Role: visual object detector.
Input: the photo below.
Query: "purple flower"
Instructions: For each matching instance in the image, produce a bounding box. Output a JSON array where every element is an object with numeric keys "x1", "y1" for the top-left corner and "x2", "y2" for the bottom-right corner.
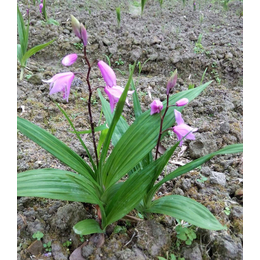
[
  {"x1": 166, "y1": 69, "x2": 177, "y2": 95},
  {"x1": 42, "y1": 72, "x2": 75, "y2": 102},
  {"x1": 98, "y1": 61, "x2": 134, "y2": 113},
  {"x1": 176, "y1": 98, "x2": 189, "y2": 107},
  {"x1": 39, "y1": 3, "x2": 43, "y2": 13},
  {"x1": 61, "y1": 54, "x2": 78, "y2": 66},
  {"x1": 104, "y1": 86, "x2": 134, "y2": 113},
  {"x1": 98, "y1": 60, "x2": 117, "y2": 87},
  {"x1": 150, "y1": 100, "x2": 163, "y2": 115},
  {"x1": 173, "y1": 109, "x2": 197, "y2": 146}
]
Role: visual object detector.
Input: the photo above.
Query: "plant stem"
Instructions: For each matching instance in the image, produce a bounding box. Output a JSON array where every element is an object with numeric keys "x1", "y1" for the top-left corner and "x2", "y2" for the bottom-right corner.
[
  {"x1": 83, "y1": 46, "x2": 99, "y2": 167},
  {"x1": 20, "y1": 67, "x2": 24, "y2": 81},
  {"x1": 155, "y1": 94, "x2": 170, "y2": 160}
]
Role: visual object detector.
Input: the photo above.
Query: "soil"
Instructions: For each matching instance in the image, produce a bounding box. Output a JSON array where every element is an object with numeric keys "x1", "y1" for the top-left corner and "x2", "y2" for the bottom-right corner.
[{"x1": 17, "y1": 0, "x2": 243, "y2": 259}]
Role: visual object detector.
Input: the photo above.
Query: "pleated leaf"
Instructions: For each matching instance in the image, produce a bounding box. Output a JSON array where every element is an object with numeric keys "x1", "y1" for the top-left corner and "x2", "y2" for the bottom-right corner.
[
  {"x1": 17, "y1": 117, "x2": 95, "y2": 181},
  {"x1": 103, "y1": 143, "x2": 178, "y2": 228},
  {"x1": 103, "y1": 81, "x2": 212, "y2": 188},
  {"x1": 73, "y1": 219, "x2": 104, "y2": 235},
  {"x1": 145, "y1": 195, "x2": 226, "y2": 230},
  {"x1": 146, "y1": 143, "x2": 243, "y2": 203},
  {"x1": 17, "y1": 169, "x2": 101, "y2": 205}
]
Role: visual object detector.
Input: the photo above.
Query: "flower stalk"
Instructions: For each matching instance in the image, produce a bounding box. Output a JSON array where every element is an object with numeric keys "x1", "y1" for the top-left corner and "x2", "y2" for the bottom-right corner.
[
  {"x1": 155, "y1": 93, "x2": 170, "y2": 160},
  {"x1": 83, "y1": 46, "x2": 98, "y2": 166}
]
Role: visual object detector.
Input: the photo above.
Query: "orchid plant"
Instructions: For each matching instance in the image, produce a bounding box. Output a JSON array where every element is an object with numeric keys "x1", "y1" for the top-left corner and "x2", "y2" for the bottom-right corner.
[
  {"x1": 17, "y1": 5, "x2": 55, "y2": 80},
  {"x1": 17, "y1": 15, "x2": 243, "y2": 240}
]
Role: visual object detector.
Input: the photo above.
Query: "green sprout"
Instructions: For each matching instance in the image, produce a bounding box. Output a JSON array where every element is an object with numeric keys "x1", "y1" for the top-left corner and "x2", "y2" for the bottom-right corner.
[
  {"x1": 43, "y1": 241, "x2": 52, "y2": 252},
  {"x1": 116, "y1": 7, "x2": 121, "y2": 28},
  {"x1": 32, "y1": 231, "x2": 44, "y2": 240}
]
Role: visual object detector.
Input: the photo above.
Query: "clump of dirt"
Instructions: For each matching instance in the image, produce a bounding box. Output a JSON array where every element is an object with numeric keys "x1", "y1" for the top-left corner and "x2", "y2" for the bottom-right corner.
[{"x1": 17, "y1": 0, "x2": 243, "y2": 259}]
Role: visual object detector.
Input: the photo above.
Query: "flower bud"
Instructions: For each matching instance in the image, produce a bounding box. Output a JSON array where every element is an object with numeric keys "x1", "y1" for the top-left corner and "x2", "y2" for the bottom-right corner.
[
  {"x1": 80, "y1": 23, "x2": 88, "y2": 46},
  {"x1": 176, "y1": 98, "x2": 189, "y2": 107},
  {"x1": 71, "y1": 15, "x2": 81, "y2": 39},
  {"x1": 98, "y1": 60, "x2": 117, "y2": 87},
  {"x1": 39, "y1": 3, "x2": 43, "y2": 13},
  {"x1": 150, "y1": 100, "x2": 163, "y2": 115},
  {"x1": 166, "y1": 69, "x2": 178, "y2": 95},
  {"x1": 62, "y1": 54, "x2": 78, "y2": 66}
]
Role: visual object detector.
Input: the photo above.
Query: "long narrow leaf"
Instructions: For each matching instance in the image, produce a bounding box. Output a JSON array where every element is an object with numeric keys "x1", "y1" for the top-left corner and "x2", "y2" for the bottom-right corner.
[
  {"x1": 145, "y1": 195, "x2": 226, "y2": 230},
  {"x1": 98, "y1": 89, "x2": 129, "y2": 146},
  {"x1": 103, "y1": 81, "x2": 212, "y2": 188},
  {"x1": 17, "y1": 169, "x2": 101, "y2": 204},
  {"x1": 56, "y1": 103, "x2": 97, "y2": 172},
  {"x1": 21, "y1": 39, "x2": 56, "y2": 66},
  {"x1": 17, "y1": 117, "x2": 95, "y2": 181},
  {"x1": 98, "y1": 64, "x2": 135, "y2": 184},
  {"x1": 17, "y1": 5, "x2": 27, "y2": 56},
  {"x1": 71, "y1": 124, "x2": 108, "y2": 134},
  {"x1": 104, "y1": 143, "x2": 178, "y2": 227},
  {"x1": 146, "y1": 144, "x2": 243, "y2": 203}
]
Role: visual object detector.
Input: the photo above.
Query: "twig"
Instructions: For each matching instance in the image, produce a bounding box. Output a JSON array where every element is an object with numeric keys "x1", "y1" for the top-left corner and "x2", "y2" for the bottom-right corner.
[{"x1": 124, "y1": 232, "x2": 136, "y2": 247}]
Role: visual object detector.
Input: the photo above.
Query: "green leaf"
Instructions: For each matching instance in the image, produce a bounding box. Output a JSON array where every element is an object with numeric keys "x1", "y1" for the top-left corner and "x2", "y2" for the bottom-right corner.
[
  {"x1": 147, "y1": 144, "x2": 243, "y2": 201},
  {"x1": 17, "y1": 117, "x2": 95, "y2": 181},
  {"x1": 17, "y1": 5, "x2": 29, "y2": 56},
  {"x1": 98, "y1": 64, "x2": 135, "y2": 184},
  {"x1": 104, "y1": 143, "x2": 177, "y2": 228},
  {"x1": 73, "y1": 219, "x2": 104, "y2": 235},
  {"x1": 56, "y1": 103, "x2": 96, "y2": 172},
  {"x1": 98, "y1": 90, "x2": 129, "y2": 147},
  {"x1": 17, "y1": 169, "x2": 101, "y2": 204},
  {"x1": 177, "y1": 232, "x2": 187, "y2": 241},
  {"x1": 21, "y1": 39, "x2": 56, "y2": 66},
  {"x1": 71, "y1": 123, "x2": 108, "y2": 134},
  {"x1": 97, "y1": 128, "x2": 109, "y2": 158},
  {"x1": 103, "y1": 81, "x2": 212, "y2": 189},
  {"x1": 17, "y1": 44, "x2": 23, "y2": 64},
  {"x1": 47, "y1": 18, "x2": 60, "y2": 26},
  {"x1": 145, "y1": 195, "x2": 226, "y2": 230},
  {"x1": 141, "y1": 0, "x2": 148, "y2": 14}
]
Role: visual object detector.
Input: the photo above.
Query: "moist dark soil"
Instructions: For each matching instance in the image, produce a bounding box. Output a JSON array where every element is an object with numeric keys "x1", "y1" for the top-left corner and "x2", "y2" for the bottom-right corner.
[{"x1": 17, "y1": 0, "x2": 243, "y2": 259}]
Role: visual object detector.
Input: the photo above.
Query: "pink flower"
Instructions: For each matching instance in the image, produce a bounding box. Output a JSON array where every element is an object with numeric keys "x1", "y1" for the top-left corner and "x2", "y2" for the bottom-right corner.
[
  {"x1": 39, "y1": 3, "x2": 43, "y2": 13},
  {"x1": 150, "y1": 100, "x2": 163, "y2": 115},
  {"x1": 173, "y1": 109, "x2": 197, "y2": 146},
  {"x1": 176, "y1": 98, "x2": 189, "y2": 107},
  {"x1": 104, "y1": 86, "x2": 134, "y2": 113},
  {"x1": 98, "y1": 60, "x2": 117, "y2": 87},
  {"x1": 98, "y1": 61, "x2": 134, "y2": 113},
  {"x1": 166, "y1": 69, "x2": 178, "y2": 95},
  {"x1": 61, "y1": 54, "x2": 78, "y2": 66},
  {"x1": 42, "y1": 72, "x2": 75, "y2": 102}
]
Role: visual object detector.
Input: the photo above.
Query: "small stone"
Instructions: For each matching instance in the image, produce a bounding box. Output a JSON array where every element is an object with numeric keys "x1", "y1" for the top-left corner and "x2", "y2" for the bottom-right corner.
[
  {"x1": 28, "y1": 74, "x2": 43, "y2": 85},
  {"x1": 182, "y1": 243, "x2": 202, "y2": 260},
  {"x1": 27, "y1": 240, "x2": 43, "y2": 256},
  {"x1": 219, "y1": 121, "x2": 230, "y2": 134},
  {"x1": 130, "y1": 48, "x2": 142, "y2": 62},
  {"x1": 82, "y1": 244, "x2": 94, "y2": 258},
  {"x1": 51, "y1": 241, "x2": 69, "y2": 260},
  {"x1": 210, "y1": 171, "x2": 226, "y2": 186},
  {"x1": 230, "y1": 205, "x2": 243, "y2": 219},
  {"x1": 151, "y1": 36, "x2": 161, "y2": 44},
  {"x1": 235, "y1": 188, "x2": 243, "y2": 197},
  {"x1": 102, "y1": 38, "x2": 111, "y2": 46}
]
